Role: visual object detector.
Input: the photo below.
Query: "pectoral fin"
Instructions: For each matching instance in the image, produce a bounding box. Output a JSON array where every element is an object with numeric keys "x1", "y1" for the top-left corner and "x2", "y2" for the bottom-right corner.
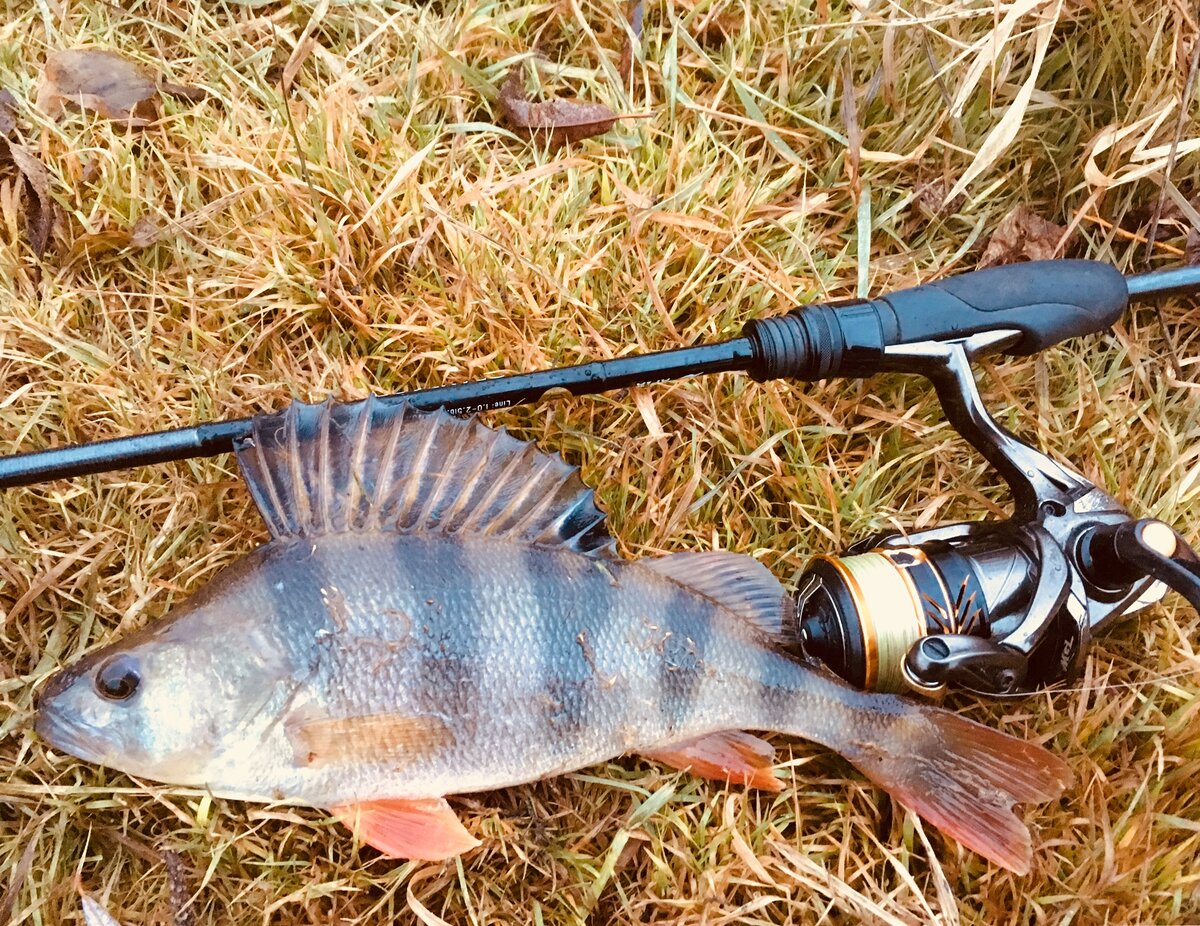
[
  {"x1": 643, "y1": 730, "x2": 783, "y2": 792},
  {"x1": 331, "y1": 798, "x2": 480, "y2": 860},
  {"x1": 286, "y1": 710, "x2": 454, "y2": 770}
]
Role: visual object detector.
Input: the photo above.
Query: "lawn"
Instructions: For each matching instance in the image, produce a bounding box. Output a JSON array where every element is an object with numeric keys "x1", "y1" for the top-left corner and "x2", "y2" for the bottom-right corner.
[{"x1": 0, "y1": 0, "x2": 1198, "y2": 923}]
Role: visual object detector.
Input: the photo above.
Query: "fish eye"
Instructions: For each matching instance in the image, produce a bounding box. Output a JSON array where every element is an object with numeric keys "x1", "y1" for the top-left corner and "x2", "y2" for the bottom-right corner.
[{"x1": 94, "y1": 655, "x2": 141, "y2": 702}]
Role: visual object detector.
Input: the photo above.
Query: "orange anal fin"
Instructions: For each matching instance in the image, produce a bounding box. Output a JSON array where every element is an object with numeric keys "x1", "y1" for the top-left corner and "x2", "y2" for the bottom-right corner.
[
  {"x1": 644, "y1": 730, "x2": 783, "y2": 792},
  {"x1": 330, "y1": 798, "x2": 480, "y2": 861}
]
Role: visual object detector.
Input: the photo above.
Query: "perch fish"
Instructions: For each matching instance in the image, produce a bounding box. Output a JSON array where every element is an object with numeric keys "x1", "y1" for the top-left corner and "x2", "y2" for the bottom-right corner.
[{"x1": 37, "y1": 398, "x2": 1070, "y2": 873}]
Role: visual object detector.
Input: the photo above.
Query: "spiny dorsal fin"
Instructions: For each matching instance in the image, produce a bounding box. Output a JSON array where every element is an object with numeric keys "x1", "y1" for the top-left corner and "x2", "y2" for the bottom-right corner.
[
  {"x1": 233, "y1": 397, "x2": 614, "y2": 556},
  {"x1": 645, "y1": 551, "x2": 791, "y2": 637}
]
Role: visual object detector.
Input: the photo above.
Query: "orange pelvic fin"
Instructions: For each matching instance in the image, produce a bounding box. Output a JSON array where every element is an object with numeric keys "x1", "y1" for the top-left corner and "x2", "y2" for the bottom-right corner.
[
  {"x1": 643, "y1": 730, "x2": 783, "y2": 792},
  {"x1": 851, "y1": 711, "x2": 1072, "y2": 875},
  {"x1": 331, "y1": 797, "x2": 480, "y2": 861}
]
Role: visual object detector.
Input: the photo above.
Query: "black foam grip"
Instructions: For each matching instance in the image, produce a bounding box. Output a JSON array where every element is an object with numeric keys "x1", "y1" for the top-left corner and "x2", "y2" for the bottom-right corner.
[{"x1": 876, "y1": 259, "x2": 1128, "y2": 355}]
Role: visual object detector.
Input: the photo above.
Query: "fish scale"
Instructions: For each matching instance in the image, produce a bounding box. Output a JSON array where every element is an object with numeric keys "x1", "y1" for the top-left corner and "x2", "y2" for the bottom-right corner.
[{"x1": 37, "y1": 397, "x2": 1073, "y2": 874}]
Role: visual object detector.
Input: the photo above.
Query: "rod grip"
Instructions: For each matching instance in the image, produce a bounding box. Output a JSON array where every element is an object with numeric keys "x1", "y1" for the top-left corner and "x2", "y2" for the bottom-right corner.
[
  {"x1": 744, "y1": 259, "x2": 1129, "y2": 381},
  {"x1": 876, "y1": 259, "x2": 1128, "y2": 355}
]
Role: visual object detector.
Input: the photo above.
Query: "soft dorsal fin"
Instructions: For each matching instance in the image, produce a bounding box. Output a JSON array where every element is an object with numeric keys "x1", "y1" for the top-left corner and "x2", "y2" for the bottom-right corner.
[
  {"x1": 645, "y1": 551, "x2": 792, "y2": 638},
  {"x1": 233, "y1": 397, "x2": 614, "y2": 556}
]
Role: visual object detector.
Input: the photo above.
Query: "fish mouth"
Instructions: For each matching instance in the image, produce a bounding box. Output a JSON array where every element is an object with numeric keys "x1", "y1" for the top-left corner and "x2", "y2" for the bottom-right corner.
[{"x1": 33, "y1": 668, "x2": 110, "y2": 764}]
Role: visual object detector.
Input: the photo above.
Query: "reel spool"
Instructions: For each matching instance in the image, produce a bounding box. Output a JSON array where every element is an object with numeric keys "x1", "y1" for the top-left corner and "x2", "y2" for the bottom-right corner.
[{"x1": 796, "y1": 533, "x2": 1044, "y2": 696}]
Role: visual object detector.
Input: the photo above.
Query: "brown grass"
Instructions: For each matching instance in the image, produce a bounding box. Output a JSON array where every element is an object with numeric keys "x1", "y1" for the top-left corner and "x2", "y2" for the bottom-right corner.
[{"x1": 0, "y1": 0, "x2": 1198, "y2": 923}]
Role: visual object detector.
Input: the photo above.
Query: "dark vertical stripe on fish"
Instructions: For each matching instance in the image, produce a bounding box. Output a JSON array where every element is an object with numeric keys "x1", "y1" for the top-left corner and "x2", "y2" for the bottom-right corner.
[
  {"x1": 755, "y1": 642, "x2": 790, "y2": 724},
  {"x1": 408, "y1": 538, "x2": 482, "y2": 742},
  {"x1": 549, "y1": 546, "x2": 614, "y2": 748},
  {"x1": 655, "y1": 585, "x2": 707, "y2": 739},
  {"x1": 262, "y1": 540, "x2": 334, "y2": 676}
]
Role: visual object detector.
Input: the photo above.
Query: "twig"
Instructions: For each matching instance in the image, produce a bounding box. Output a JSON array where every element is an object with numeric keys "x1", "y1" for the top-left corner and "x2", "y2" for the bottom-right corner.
[{"x1": 1143, "y1": 31, "x2": 1200, "y2": 381}]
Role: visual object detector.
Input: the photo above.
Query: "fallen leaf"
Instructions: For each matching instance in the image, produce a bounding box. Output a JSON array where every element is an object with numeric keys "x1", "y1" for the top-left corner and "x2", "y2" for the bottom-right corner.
[
  {"x1": 619, "y1": 0, "x2": 644, "y2": 84},
  {"x1": 129, "y1": 214, "x2": 161, "y2": 249},
  {"x1": 0, "y1": 90, "x2": 57, "y2": 254},
  {"x1": 1187, "y1": 228, "x2": 1200, "y2": 265},
  {"x1": 8, "y1": 142, "x2": 55, "y2": 256},
  {"x1": 42, "y1": 48, "x2": 159, "y2": 123},
  {"x1": 0, "y1": 89, "x2": 16, "y2": 139},
  {"x1": 911, "y1": 178, "x2": 963, "y2": 218},
  {"x1": 978, "y1": 205, "x2": 1068, "y2": 267},
  {"x1": 160, "y1": 80, "x2": 208, "y2": 104},
  {"x1": 498, "y1": 70, "x2": 618, "y2": 145}
]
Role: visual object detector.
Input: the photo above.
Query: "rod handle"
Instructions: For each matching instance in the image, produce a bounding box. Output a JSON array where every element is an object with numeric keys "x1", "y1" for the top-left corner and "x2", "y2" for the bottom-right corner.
[
  {"x1": 744, "y1": 260, "x2": 1129, "y2": 381},
  {"x1": 878, "y1": 259, "x2": 1127, "y2": 355}
]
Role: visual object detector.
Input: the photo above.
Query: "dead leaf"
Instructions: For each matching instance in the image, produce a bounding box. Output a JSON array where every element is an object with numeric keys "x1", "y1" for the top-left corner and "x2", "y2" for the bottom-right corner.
[
  {"x1": 619, "y1": 0, "x2": 644, "y2": 84},
  {"x1": 0, "y1": 90, "x2": 16, "y2": 139},
  {"x1": 498, "y1": 70, "x2": 618, "y2": 145},
  {"x1": 160, "y1": 80, "x2": 208, "y2": 104},
  {"x1": 911, "y1": 178, "x2": 963, "y2": 218},
  {"x1": 978, "y1": 205, "x2": 1068, "y2": 267},
  {"x1": 129, "y1": 214, "x2": 161, "y2": 249},
  {"x1": 0, "y1": 88, "x2": 57, "y2": 254},
  {"x1": 42, "y1": 48, "x2": 160, "y2": 124},
  {"x1": 1187, "y1": 228, "x2": 1200, "y2": 266},
  {"x1": 8, "y1": 142, "x2": 55, "y2": 256}
]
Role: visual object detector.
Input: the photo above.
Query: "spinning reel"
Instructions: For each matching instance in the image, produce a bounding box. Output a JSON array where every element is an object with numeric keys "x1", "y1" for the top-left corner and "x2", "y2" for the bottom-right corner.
[
  {"x1": 721, "y1": 258, "x2": 1200, "y2": 696},
  {"x1": 3, "y1": 259, "x2": 1198, "y2": 698},
  {"x1": 788, "y1": 313, "x2": 1199, "y2": 698}
]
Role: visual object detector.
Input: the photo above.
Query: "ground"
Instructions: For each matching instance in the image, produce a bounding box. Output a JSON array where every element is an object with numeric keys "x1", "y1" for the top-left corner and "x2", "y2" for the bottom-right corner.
[{"x1": 0, "y1": 0, "x2": 1198, "y2": 924}]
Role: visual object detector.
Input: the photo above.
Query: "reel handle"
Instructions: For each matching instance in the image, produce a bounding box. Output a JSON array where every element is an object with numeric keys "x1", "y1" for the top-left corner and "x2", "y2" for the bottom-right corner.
[
  {"x1": 1080, "y1": 520, "x2": 1200, "y2": 612},
  {"x1": 903, "y1": 635, "x2": 1027, "y2": 696}
]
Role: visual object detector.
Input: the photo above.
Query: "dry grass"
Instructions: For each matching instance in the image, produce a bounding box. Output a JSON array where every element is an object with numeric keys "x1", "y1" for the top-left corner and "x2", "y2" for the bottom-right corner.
[{"x1": 0, "y1": 0, "x2": 1198, "y2": 923}]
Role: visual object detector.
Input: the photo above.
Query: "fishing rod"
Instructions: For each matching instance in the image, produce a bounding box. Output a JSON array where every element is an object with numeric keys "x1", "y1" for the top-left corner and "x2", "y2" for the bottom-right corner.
[
  {"x1": 5, "y1": 261, "x2": 1198, "y2": 488},
  {"x1": 4, "y1": 259, "x2": 1200, "y2": 698}
]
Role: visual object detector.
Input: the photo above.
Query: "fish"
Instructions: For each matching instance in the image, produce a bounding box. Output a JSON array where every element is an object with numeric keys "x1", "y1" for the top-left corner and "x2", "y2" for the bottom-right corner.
[
  {"x1": 36, "y1": 397, "x2": 1071, "y2": 874},
  {"x1": 80, "y1": 894, "x2": 124, "y2": 926}
]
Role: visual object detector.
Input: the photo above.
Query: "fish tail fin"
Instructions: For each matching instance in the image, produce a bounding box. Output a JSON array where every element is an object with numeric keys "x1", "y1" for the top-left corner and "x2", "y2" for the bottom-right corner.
[{"x1": 843, "y1": 709, "x2": 1071, "y2": 875}]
